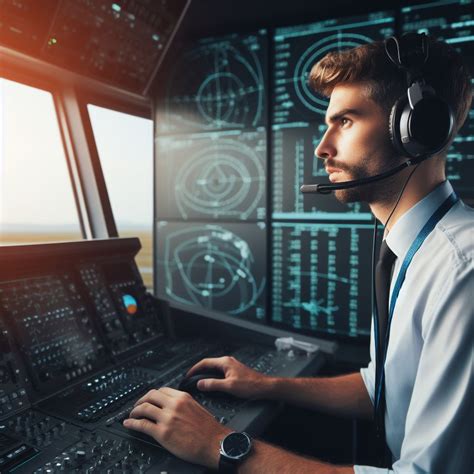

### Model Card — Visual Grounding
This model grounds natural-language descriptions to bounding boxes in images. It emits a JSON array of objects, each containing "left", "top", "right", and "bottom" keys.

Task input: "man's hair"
[{"left": 309, "top": 36, "right": 472, "bottom": 133}]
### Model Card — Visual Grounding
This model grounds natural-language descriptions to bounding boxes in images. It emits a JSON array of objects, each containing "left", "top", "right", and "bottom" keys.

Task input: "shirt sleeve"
[
  {"left": 360, "top": 319, "right": 376, "bottom": 405},
  {"left": 360, "top": 361, "right": 375, "bottom": 406},
  {"left": 391, "top": 261, "right": 473, "bottom": 473},
  {"left": 355, "top": 261, "right": 473, "bottom": 474},
  {"left": 353, "top": 466, "right": 390, "bottom": 474}
]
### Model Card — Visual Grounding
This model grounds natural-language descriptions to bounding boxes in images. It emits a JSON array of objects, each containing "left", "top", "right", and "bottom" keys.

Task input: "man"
[{"left": 124, "top": 35, "right": 473, "bottom": 473}]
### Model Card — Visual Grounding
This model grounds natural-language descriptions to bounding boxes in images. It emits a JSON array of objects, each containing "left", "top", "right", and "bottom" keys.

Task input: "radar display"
[
  {"left": 272, "top": 12, "right": 395, "bottom": 124},
  {"left": 156, "top": 128, "right": 266, "bottom": 220},
  {"left": 402, "top": 0, "right": 474, "bottom": 198},
  {"left": 272, "top": 122, "right": 371, "bottom": 220},
  {"left": 156, "top": 31, "right": 267, "bottom": 133},
  {"left": 156, "top": 221, "right": 266, "bottom": 321},
  {"left": 271, "top": 12, "right": 394, "bottom": 221},
  {"left": 272, "top": 222, "right": 374, "bottom": 338}
]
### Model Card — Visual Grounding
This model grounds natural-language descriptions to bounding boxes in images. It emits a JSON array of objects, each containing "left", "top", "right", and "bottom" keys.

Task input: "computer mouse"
[{"left": 178, "top": 369, "right": 225, "bottom": 395}]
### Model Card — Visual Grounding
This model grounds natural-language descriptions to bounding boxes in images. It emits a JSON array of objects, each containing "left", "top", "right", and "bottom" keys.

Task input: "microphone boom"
[{"left": 300, "top": 158, "right": 422, "bottom": 194}]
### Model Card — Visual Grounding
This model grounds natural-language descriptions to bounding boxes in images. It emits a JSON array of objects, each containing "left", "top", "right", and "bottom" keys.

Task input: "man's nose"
[{"left": 314, "top": 130, "right": 336, "bottom": 160}]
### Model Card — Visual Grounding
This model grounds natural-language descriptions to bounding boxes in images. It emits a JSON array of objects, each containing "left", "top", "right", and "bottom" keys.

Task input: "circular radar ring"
[
  {"left": 174, "top": 140, "right": 265, "bottom": 219},
  {"left": 165, "top": 42, "right": 264, "bottom": 130},
  {"left": 163, "top": 226, "right": 264, "bottom": 314},
  {"left": 196, "top": 72, "right": 246, "bottom": 126},
  {"left": 294, "top": 33, "right": 372, "bottom": 115}
]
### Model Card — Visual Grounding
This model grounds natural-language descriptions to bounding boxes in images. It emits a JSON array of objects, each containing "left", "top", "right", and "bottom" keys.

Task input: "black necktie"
[
  {"left": 374, "top": 239, "right": 396, "bottom": 467},
  {"left": 375, "top": 240, "right": 396, "bottom": 362}
]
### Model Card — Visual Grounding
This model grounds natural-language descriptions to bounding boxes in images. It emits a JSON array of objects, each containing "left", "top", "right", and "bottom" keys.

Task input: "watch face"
[{"left": 222, "top": 432, "right": 251, "bottom": 459}]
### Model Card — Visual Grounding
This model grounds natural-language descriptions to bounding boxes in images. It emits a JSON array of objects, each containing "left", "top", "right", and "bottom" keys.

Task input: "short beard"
[
  {"left": 330, "top": 147, "right": 403, "bottom": 205},
  {"left": 334, "top": 172, "right": 403, "bottom": 204},
  {"left": 334, "top": 184, "right": 370, "bottom": 203}
]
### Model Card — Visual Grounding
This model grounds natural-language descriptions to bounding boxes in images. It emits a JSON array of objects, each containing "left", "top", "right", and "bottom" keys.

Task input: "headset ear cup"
[
  {"left": 409, "top": 94, "right": 454, "bottom": 155},
  {"left": 389, "top": 96, "right": 409, "bottom": 157}
]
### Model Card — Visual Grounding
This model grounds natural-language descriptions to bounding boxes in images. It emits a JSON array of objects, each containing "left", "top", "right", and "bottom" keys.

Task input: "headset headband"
[{"left": 385, "top": 33, "right": 429, "bottom": 86}]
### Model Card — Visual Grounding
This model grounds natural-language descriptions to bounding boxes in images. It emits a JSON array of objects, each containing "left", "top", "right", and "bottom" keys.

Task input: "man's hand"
[
  {"left": 186, "top": 356, "right": 272, "bottom": 399},
  {"left": 123, "top": 387, "right": 231, "bottom": 469}
]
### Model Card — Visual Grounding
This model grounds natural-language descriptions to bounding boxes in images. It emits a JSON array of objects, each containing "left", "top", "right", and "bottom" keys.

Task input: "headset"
[{"left": 300, "top": 33, "right": 455, "bottom": 195}]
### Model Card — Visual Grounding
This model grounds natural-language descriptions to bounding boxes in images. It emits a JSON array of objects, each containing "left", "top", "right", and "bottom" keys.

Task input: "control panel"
[
  {"left": 0, "top": 238, "right": 322, "bottom": 473},
  {"left": 0, "top": 321, "right": 30, "bottom": 420},
  {"left": 0, "top": 273, "right": 107, "bottom": 395},
  {"left": 78, "top": 261, "right": 160, "bottom": 357},
  {"left": 0, "top": 409, "right": 177, "bottom": 473},
  {"left": 0, "top": 0, "right": 190, "bottom": 95}
]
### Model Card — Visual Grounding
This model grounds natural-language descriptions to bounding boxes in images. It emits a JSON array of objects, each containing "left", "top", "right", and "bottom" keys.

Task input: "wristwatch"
[{"left": 218, "top": 431, "right": 253, "bottom": 473}]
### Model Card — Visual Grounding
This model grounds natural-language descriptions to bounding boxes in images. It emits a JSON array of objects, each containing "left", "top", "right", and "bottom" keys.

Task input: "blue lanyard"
[{"left": 374, "top": 191, "right": 459, "bottom": 411}]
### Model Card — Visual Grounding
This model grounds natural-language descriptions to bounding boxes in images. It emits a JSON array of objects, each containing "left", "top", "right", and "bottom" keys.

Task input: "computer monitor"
[{"left": 154, "top": 5, "right": 472, "bottom": 342}]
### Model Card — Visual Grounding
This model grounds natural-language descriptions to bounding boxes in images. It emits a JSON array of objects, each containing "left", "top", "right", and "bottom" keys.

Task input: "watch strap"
[{"left": 218, "top": 455, "right": 239, "bottom": 474}]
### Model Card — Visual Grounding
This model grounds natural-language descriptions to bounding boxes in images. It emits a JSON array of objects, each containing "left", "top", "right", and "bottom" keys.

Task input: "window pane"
[
  {"left": 88, "top": 105, "right": 153, "bottom": 290},
  {"left": 0, "top": 78, "right": 82, "bottom": 244}
]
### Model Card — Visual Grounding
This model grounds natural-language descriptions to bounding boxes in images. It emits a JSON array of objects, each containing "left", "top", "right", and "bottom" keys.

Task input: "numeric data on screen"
[{"left": 272, "top": 222, "right": 373, "bottom": 338}]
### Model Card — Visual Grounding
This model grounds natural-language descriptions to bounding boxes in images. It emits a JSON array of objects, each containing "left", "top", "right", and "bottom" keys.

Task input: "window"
[
  {"left": 0, "top": 78, "right": 82, "bottom": 244},
  {"left": 87, "top": 104, "right": 153, "bottom": 290}
]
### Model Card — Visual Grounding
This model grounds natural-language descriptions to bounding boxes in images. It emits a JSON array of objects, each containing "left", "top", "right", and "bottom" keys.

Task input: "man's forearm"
[
  {"left": 237, "top": 440, "right": 354, "bottom": 474},
  {"left": 260, "top": 372, "right": 373, "bottom": 419}
]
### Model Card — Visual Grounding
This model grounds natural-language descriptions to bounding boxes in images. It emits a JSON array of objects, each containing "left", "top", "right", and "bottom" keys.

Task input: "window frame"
[
  {"left": 85, "top": 101, "right": 156, "bottom": 290},
  {"left": 1, "top": 46, "right": 152, "bottom": 242}
]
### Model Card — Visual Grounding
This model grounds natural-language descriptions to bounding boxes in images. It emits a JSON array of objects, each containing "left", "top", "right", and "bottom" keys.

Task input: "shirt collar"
[{"left": 385, "top": 180, "right": 454, "bottom": 259}]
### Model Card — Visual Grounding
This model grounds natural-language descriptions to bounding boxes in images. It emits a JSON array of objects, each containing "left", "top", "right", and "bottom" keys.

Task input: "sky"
[
  {"left": 89, "top": 104, "right": 153, "bottom": 228},
  {"left": 0, "top": 78, "right": 153, "bottom": 230}
]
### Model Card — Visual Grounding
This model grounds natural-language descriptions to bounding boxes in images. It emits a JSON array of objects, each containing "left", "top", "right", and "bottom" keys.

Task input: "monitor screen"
[
  {"left": 271, "top": 12, "right": 394, "bottom": 220},
  {"left": 272, "top": 122, "right": 372, "bottom": 220},
  {"left": 272, "top": 12, "right": 395, "bottom": 125},
  {"left": 156, "top": 128, "right": 266, "bottom": 220},
  {"left": 268, "top": 11, "right": 394, "bottom": 339},
  {"left": 155, "top": 221, "right": 266, "bottom": 322},
  {"left": 156, "top": 30, "right": 268, "bottom": 134},
  {"left": 272, "top": 222, "right": 374, "bottom": 338},
  {"left": 401, "top": 0, "right": 474, "bottom": 199}
]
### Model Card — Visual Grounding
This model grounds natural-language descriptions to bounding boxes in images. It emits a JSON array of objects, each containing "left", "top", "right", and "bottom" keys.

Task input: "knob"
[
  {"left": 75, "top": 450, "right": 86, "bottom": 463},
  {"left": 92, "top": 445, "right": 101, "bottom": 455}
]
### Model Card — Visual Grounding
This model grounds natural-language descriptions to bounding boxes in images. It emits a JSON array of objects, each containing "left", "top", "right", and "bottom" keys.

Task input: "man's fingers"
[
  {"left": 123, "top": 417, "right": 160, "bottom": 438},
  {"left": 129, "top": 402, "right": 162, "bottom": 422},
  {"left": 134, "top": 387, "right": 172, "bottom": 407},
  {"left": 157, "top": 386, "right": 183, "bottom": 397},
  {"left": 197, "top": 377, "right": 230, "bottom": 393},
  {"left": 186, "top": 357, "right": 230, "bottom": 377}
]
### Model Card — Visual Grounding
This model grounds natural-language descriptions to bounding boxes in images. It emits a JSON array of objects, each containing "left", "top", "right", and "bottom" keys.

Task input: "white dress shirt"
[{"left": 354, "top": 180, "right": 474, "bottom": 474}]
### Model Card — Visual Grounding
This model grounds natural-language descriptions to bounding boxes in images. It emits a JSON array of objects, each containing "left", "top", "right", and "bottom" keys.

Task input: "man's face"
[{"left": 314, "top": 82, "right": 400, "bottom": 203}]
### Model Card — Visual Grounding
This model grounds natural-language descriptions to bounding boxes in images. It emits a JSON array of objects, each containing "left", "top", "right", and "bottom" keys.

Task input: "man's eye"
[{"left": 340, "top": 117, "right": 351, "bottom": 127}]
